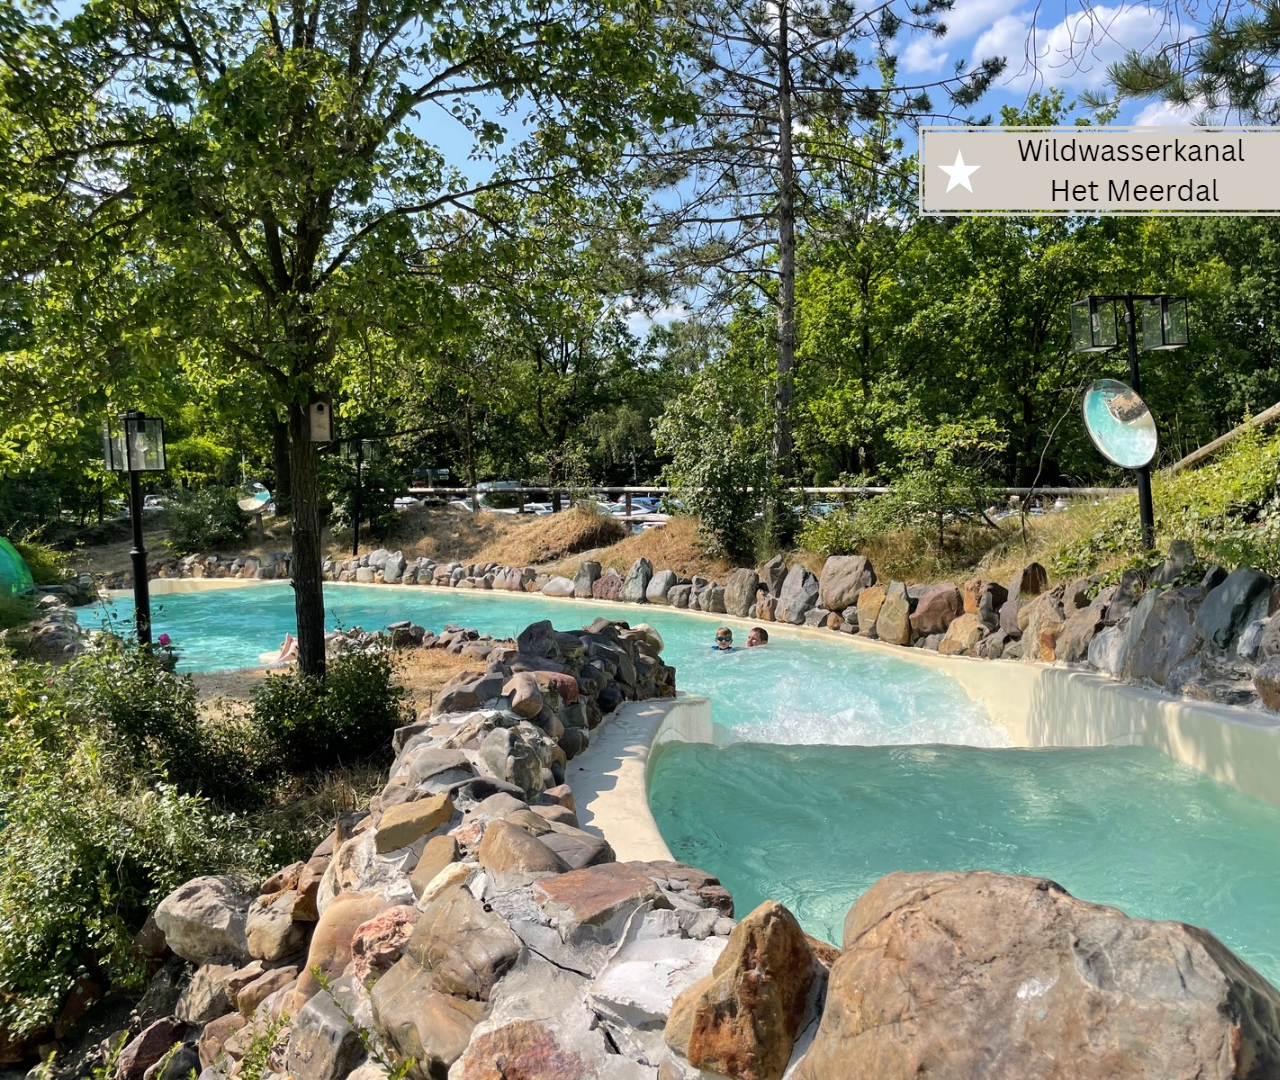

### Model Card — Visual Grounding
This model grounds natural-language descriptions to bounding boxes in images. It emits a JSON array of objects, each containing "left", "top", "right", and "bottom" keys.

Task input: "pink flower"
[{"left": 158, "top": 633, "right": 171, "bottom": 647}]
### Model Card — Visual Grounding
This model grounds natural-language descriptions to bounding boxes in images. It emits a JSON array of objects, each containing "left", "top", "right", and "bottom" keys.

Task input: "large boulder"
[
  {"left": 665, "top": 900, "right": 816, "bottom": 1080},
  {"left": 375, "top": 793, "right": 454, "bottom": 852},
  {"left": 1021, "top": 593, "right": 1066, "bottom": 662},
  {"left": 777, "top": 565, "right": 820, "bottom": 625},
  {"left": 797, "top": 870, "right": 1280, "bottom": 1080},
  {"left": 116, "top": 1019, "right": 185, "bottom": 1080},
  {"left": 724, "top": 568, "right": 760, "bottom": 618},
  {"left": 1122, "top": 587, "right": 1203, "bottom": 685},
  {"left": 245, "top": 890, "right": 307, "bottom": 962},
  {"left": 1196, "top": 567, "right": 1274, "bottom": 650},
  {"left": 405, "top": 884, "right": 521, "bottom": 1000},
  {"left": 646, "top": 569, "right": 678, "bottom": 604},
  {"left": 1007, "top": 562, "right": 1048, "bottom": 600},
  {"left": 153, "top": 876, "right": 253, "bottom": 966},
  {"left": 1056, "top": 585, "right": 1116, "bottom": 664},
  {"left": 856, "top": 585, "right": 886, "bottom": 637},
  {"left": 758, "top": 554, "right": 787, "bottom": 598},
  {"left": 1256, "top": 658, "right": 1280, "bottom": 711},
  {"left": 909, "top": 584, "right": 962, "bottom": 636},
  {"left": 534, "top": 862, "right": 672, "bottom": 945},
  {"left": 591, "top": 571, "right": 623, "bottom": 602},
  {"left": 874, "top": 582, "right": 912, "bottom": 646},
  {"left": 287, "top": 974, "right": 366, "bottom": 1080},
  {"left": 516, "top": 620, "right": 558, "bottom": 658},
  {"left": 292, "top": 892, "right": 389, "bottom": 1011},
  {"left": 540, "top": 575, "right": 575, "bottom": 598},
  {"left": 383, "top": 551, "right": 406, "bottom": 584},
  {"left": 977, "top": 582, "right": 1009, "bottom": 632},
  {"left": 620, "top": 558, "right": 653, "bottom": 603},
  {"left": 573, "top": 561, "right": 601, "bottom": 599},
  {"left": 818, "top": 556, "right": 875, "bottom": 613},
  {"left": 938, "top": 613, "right": 984, "bottom": 656}
]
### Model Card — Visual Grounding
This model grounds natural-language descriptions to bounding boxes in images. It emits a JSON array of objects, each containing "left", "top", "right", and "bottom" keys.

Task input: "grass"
[
  {"left": 476, "top": 505, "right": 626, "bottom": 567},
  {"left": 553, "top": 515, "right": 731, "bottom": 580}
]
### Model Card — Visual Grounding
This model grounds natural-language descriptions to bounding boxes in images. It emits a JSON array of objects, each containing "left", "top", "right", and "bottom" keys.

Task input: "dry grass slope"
[
  {"left": 553, "top": 516, "right": 731, "bottom": 580},
  {"left": 476, "top": 506, "right": 626, "bottom": 567}
]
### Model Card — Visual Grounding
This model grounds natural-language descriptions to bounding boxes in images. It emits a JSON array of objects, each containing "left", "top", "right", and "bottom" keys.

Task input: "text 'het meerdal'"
[{"left": 919, "top": 129, "right": 1277, "bottom": 215}]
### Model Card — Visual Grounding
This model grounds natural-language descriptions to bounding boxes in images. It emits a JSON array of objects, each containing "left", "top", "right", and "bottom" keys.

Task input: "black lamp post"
[
  {"left": 1070, "top": 293, "right": 1189, "bottom": 549},
  {"left": 103, "top": 410, "right": 167, "bottom": 645}
]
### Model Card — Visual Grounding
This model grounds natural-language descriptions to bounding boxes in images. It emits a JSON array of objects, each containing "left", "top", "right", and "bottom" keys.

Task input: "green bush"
[
  {"left": 250, "top": 649, "right": 410, "bottom": 772},
  {"left": 164, "top": 486, "right": 249, "bottom": 555},
  {"left": 12, "top": 539, "right": 67, "bottom": 586}
]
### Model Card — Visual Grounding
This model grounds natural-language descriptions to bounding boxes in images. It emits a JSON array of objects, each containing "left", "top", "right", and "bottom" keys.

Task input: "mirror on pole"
[{"left": 1082, "top": 379, "right": 1158, "bottom": 470}]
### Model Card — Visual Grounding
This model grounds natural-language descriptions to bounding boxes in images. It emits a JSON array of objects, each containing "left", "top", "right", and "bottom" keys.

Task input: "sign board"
[{"left": 921, "top": 127, "right": 1280, "bottom": 215}]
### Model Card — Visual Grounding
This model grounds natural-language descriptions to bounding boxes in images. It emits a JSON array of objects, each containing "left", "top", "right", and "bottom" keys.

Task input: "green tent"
[{"left": 0, "top": 538, "right": 34, "bottom": 597}]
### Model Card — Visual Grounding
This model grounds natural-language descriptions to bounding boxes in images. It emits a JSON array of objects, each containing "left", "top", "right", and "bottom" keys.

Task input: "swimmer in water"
[
  {"left": 713, "top": 627, "right": 733, "bottom": 651},
  {"left": 747, "top": 626, "right": 769, "bottom": 647}
]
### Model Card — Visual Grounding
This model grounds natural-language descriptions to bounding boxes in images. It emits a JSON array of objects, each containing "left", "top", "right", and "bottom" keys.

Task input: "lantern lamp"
[
  {"left": 1141, "top": 296, "right": 1190, "bottom": 350},
  {"left": 1070, "top": 297, "right": 1119, "bottom": 354}
]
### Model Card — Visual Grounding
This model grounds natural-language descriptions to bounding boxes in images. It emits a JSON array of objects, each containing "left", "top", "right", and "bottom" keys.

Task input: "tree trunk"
[
  {"left": 774, "top": 0, "right": 796, "bottom": 480},
  {"left": 288, "top": 400, "right": 326, "bottom": 677},
  {"left": 272, "top": 417, "right": 292, "bottom": 514}
]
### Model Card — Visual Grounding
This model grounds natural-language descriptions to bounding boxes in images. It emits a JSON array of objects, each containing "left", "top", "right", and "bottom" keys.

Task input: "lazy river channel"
[{"left": 95, "top": 583, "right": 1280, "bottom": 981}]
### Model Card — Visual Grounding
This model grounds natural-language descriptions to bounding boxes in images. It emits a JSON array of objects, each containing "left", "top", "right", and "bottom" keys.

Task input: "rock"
[
  {"left": 260, "top": 861, "right": 304, "bottom": 896},
  {"left": 818, "top": 556, "right": 874, "bottom": 613},
  {"left": 938, "top": 613, "right": 983, "bottom": 656},
  {"left": 724, "top": 569, "right": 759, "bottom": 618},
  {"left": 286, "top": 976, "right": 364, "bottom": 1080},
  {"left": 372, "top": 955, "right": 485, "bottom": 1080},
  {"left": 292, "top": 892, "right": 389, "bottom": 1011},
  {"left": 535, "top": 862, "right": 672, "bottom": 945},
  {"left": 175, "top": 962, "right": 235, "bottom": 1024},
  {"left": 375, "top": 793, "right": 454, "bottom": 853},
  {"left": 1261, "top": 617, "right": 1280, "bottom": 659},
  {"left": 855, "top": 586, "right": 886, "bottom": 637},
  {"left": 1106, "top": 568, "right": 1148, "bottom": 625},
  {"left": 541, "top": 576, "right": 575, "bottom": 598},
  {"left": 478, "top": 727, "right": 544, "bottom": 799},
  {"left": 621, "top": 558, "right": 654, "bottom": 603},
  {"left": 410, "top": 836, "right": 460, "bottom": 900},
  {"left": 516, "top": 620, "right": 559, "bottom": 658},
  {"left": 1238, "top": 618, "right": 1269, "bottom": 663},
  {"left": 405, "top": 885, "right": 521, "bottom": 1000},
  {"left": 974, "top": 582, "right": 1008, "bottom": 633},
  {"left": 1153, "top": 538, "right": 1196, "bottom": 585},
  {"left": 451, "top": 1020, "right": 598, "bottom": 1080},
  {"left": 797, "top": 869, "right": 1280, "bottom": 1080},
  {"left": 400, "top": 748, "right": 473, "bottom": 793},
  {"left": 1063, "top": 577, "right": 1092, "bottom": 611},
  {"left": 874, "top": 582, "right": 912, "bottom": 645},
  {"left": 538, "top": 823, "right": 613, "bottom": 870},
  {"left": 1122, "top": 587, "right": 1203, "bottom": 685},
  {"left": 777, "top": 565, "right": 820, "bottom": 625},
  {"left": 383, "top": 552, "right": 406, "bottom": 584},
  {"left": 197, "top": 1014, "right": 244, "bottom": 1071},
  {"left": 1021, "top": 594, "right": 1066, "bottom": 662},
  {"left": 647, "top": 570, "right": 678, "bottom": 604},
  {"left": 758, "top": 555, "right": 787, "bottom": 598},
  {"left": 1007, "top": 562, "right": 1048, "bottom": 599},
  {"left": 592, "top": 572, "right": 623, "bottom": 601},
  {"left": 664, "top": 900, "right": 815, "bottom": 1080},
  {"left": 1087, "top": 625, "right": 1125, "bottom": 674},
  {"left": 669, "top": 584, "right": 692, "bottom": 609},
  {"left": 702, "top": 584, "right": 727, "bottom": 614},
  {"left": 501, "top": 673, "right": 543, "bottom": 719},
  {"left": 1057, "top": 608, "right": 1102, "bottom": 664},
  {"left": 1196, "top": 567, "right": 1274, "bottom": 650},
  {"left": 755, "top": 594, "right": 776, "bottom": 621},
  {"left": 962, "top": 578, "right": 984, "bottom": 615},
  {"left": 573, "top": 561, "right": 602, "bottom": 599},
  {"left": 478, "top": 819, "right": 569, "bottom": 879},
  {"left": 351, "top": 906, "right": 420, "bottom": 986},
  {"left": 1256, "top": 658, "right": 1280, "bottom": 711},
  {"left": 998, "top": 597, "right": 1022, "bottom": 639},
  {"left": 909, "top": 584, "right": 962, "bottom": 635},
  {"left": 236, "top": 965, "right": 297, "bottom": 1017},
  {"left": 245, "top": 890, "right": 307, "bottom": 962},
  {"left": 116, "top": 1019, "right": 184, "bottom": 1080},
  {"left": 153, "top": 876, "right": 252, "bottom": 966}
]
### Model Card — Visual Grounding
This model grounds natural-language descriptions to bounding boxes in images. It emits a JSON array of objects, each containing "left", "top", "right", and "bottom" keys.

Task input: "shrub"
[
  {"left": 250, "top": 649, "right": 410, "bottom": 772},
  {"left": 164, "top": 486, "right": 248, "bottom": 554},
  {"left": 11, "top": 539, "right": 67, "bottom": 586}
]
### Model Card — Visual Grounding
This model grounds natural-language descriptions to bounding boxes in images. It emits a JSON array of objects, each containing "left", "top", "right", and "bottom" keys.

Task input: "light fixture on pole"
[
  {"left": 1070, "top": 293, "right": 1189, "bottom": 550},
  {"left": 103, "top": 410, "right": 167, "bottom": 645}
]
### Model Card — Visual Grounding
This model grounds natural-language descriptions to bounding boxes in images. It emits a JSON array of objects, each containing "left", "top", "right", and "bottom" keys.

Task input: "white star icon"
[{"left": 938, "top": 150, "right": 980, "bottom": 193}]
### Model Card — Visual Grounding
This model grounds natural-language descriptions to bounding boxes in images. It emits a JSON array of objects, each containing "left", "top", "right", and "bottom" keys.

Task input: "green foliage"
[
  {"left": 250, "top": 650, "right": 410, "bottom": 773},
  {"left": 0, "top": 658, "right": 270, "bottom": 1039},
  {"left": 0, "top": 594, "right": 34, "bottom": 631},
  {"left": 164, "top": 487, "right": 249, "bottom": 555},
  {"left": 321, "top": 455, "right": 405, "bottom": 542},
  {"left": 1049, "top": 427, "right": 1280, "bottom": 576},
  {"left": 236, "top": 1013, "right": 289, "bottom": 1080},
  {"left": 12, "top": 539, "right": 67, "bottom": 586}
]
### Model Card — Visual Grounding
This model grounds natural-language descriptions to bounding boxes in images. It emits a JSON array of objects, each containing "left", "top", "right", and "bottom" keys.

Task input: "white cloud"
[
  {"left": 1014, "top": 4, "right": 1180, "bottom": 89},
  {"left": 1132, "top": 100, "right": 1197, "bottom": 126},
  {"left": 903, "top": 37, "right": 949, "bottom": 74},
  {"left": 946, "top": 0, "right": 1027, "bottom": 41},
  {"left": 973, "top": 14, "right": 1032, "bottom": 67}
]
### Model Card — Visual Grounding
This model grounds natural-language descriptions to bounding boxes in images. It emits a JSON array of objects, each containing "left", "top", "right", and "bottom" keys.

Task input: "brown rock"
[
  {"left": 874, "top": 583, "right": 911, "bottom": 646},
  {"left": 291, "top": 892, "right": 389, "bottom": 1011},
  {"left": 453, "top": 1020, "right": 596, "bottom": 1080},
  {"left": 856, "top": 586, "right": 886, "bottom": 637},
  {"left": 198, "top": 1013, "right": 245, "bottom": 1071},
  {"left": 410, "top": 835, "right": 460, "bottom": 899},
  {"left": 938, "top": 613, "right": 984, "bottom": 656},
  {"left": 375, "top": 793, "right": 454, "bottom": 853},
  {"left": 1008, "top": 561, "right": 1049, "bottom": 599},
  {"left": 371, "top": 956, "right": 484, "bottom": 1080},
  {"left": 535, "top": 862, "right": 672, "bottom": 940},
  {"left": 825, "top": 611, "right": 842, "bottom": 630},
  {"left": 1256, "top": 657, "right": 1280, "bottom": 711},
  {"left": 293, "top": 856, "right": 329, "bottom": 921},
  {"left": 406, "top": 885, "right": 521, "bottom": 1000},
  {"left": 909, "top": 584, "right": 962, "bottom": 635},
  {"left": 818, "top": 556, "right": 874, "bottom": 613},
  {"left": 534, "top": 670, "right": 579, "bottom": 705},
  {"left": 246, "top": 890, "right": 307, "bottom": 962},
  {"left": 351, "top": 905, "right": 421, "bottom": 985},
  {"left": 236, "top": 966, "right": 297, "bottom": 1017},
  {"left": 501, "top": 673, "right": 543, "bottom": 719},
  {"left": 797, "top": 870, "right": 1280, "bottom": 1080},
  {"left": 756, "top": 595, "right": 777, "bottom": 621},
  {"left": 664, "top": 900, "right": 816, "bottom": 1080},
  {"left": 530, "top": 804, "right": 579, "bottom": 828},
  {"left": 116, "top": 1018, "right": 183, "bottom": 1080},
  {"left": 260, "top": 861, "right": 304, "bottom": 896},
  {"left": 591, "top": 573, "right": 623, "bottom": 601},
  {"left": 962, "top": 578, "right": 984, "bottom": 615},
  {"left": 1022, "top": 595, "right": 1066, "bottom": 662}
]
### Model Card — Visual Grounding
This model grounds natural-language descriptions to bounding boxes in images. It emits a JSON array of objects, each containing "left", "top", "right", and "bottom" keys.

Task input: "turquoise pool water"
[
  {"left": 93, "top": 583, "right": 1280, "bottom": 983},
  {"left": 649, "top": 741, "right": 1280, "bottom": 982}
]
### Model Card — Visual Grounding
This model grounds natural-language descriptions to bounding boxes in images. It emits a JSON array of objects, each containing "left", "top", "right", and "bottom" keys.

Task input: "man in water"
[
  {"left": 747, "top": 627, "right": 769, "bottom": 647},
  {"left": 713, "top": 628, "right": 733, "bottom": 651}
]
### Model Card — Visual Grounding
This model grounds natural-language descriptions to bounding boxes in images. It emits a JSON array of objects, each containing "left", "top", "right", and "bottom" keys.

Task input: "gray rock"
[
  {"left": 516, "top": 620, "right": 559, "bottom": 658},
  {"left": 1087, "top": 626, "right": 1125, "bottom": 674},
  {"left": 479, "top": 727, "right": 544, "bottom": 800},
  {"left": 153, "top": 876, "right": 253, "bottom": 966},
  {"left": 818, "top": 556, "right": 875, "bottom": 612},
  {"left": 286, "top": 975, "right": 364, "bottom": 1080},
  {"left": 803, "top": 608, "right": 828, "bottom": 627},
  {"left": 702, "top": 584, "right": 726, "bottom": 614},
  {"left": 1105, "top": 569, "right": 1147, "bottom": 626},
  {"left": 1122, "top": 587, "right": 1203, "bottom": 685},
  {"left": 1007, "top": 562, "right": 1048, "bottom": 599},
  {"left": 1195, "top": 567, "right": 1274, "bottom": 650},
  {"left": 355, "top": 566, "right": 375, "bottom": 583},
  {"left": 777, "top": 564, "right": 820, "bottom": 625},
  {"left": 759, "top": 554, "right": 787, "bottom": 597},
  {"left": 1202, "top": 565, "right": 1229, "bottom": 590},
  {"left": 1238, "top": 618, "right": 1269, "bottom": 663},
  {"left": 1152, "top": 538, "right": 1195, "bottom": 586},
  {"left": 620, "top": 558, "right": 653, "bottom": 603},
  {"left": 142, "top": 1044, "right": 199, "bottom": 1080},
  {"left": 573, "top": 561, "right": 602, "bottom": 599},
  {"left": 998, "top": 598, "right": 1022, "bottom": 639},
  {"left": 368, "top": 549, "right": 391, "bottom": 570},
  {"left": 383, "top": 551, "right": 406, "bottom": 584},
  {"left": 723, "top": 569, "right": 759, "bottom": 618},
  {"left": 978, "top": 583, "right": 1009, "bottom": 632},
  {"left": 668, "top": 585, "right": 692, "bottom": 609},
  {"left": 646, "top": 570, "right": 677, "bottom": 605},
  {"left": 175, "top": 962, "right": 235, "bottom": 1025}
]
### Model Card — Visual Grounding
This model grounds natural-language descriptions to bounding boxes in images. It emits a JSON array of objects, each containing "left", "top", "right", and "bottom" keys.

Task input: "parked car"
[{"left": 142, "top": 494, "right": 167, "bottom": 511}]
